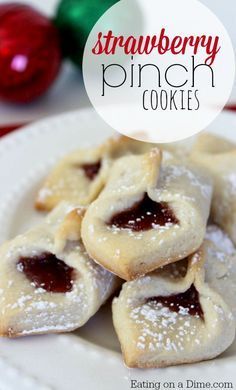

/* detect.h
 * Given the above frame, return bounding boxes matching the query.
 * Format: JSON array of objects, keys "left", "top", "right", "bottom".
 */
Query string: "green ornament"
[{"left": 55, "top": 0, "right": 118, "bottom": 66}]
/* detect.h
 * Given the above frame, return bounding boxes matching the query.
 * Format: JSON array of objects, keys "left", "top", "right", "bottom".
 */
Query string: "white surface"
[
  {"left": 0, "top": 0, "right": 235, "bottom": 125},
  {"left": 0, "top": 108, "right": 235, "bottom": 390}
]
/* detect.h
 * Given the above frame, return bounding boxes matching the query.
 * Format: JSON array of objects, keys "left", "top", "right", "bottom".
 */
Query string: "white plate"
[{"left": 0, "top": 108, "right": 235, "bottom": 390}]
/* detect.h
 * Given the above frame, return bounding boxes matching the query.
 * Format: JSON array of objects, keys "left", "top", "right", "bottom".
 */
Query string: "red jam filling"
[
  {"left": 17, "top": 252, "right": 75, "bottom": 293},
  {"left": 148, "top": 284, "right": 204, "bottom": 319},
  {"left": 81, "top": 161, "right": 101, "bottom": 180},
  {"left": 108, "top": 193, "right": 178, "bottom": 231}
]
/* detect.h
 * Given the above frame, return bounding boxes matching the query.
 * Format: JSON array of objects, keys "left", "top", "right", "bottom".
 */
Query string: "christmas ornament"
[
  {"left": 0, "top": 4, "right": 61, "bottom": 103},
  {"left": 55, "top": 0, "right": 118, "bottom": 66}
]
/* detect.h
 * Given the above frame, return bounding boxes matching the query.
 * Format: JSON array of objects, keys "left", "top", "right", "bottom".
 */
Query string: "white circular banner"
[{"left": 83, "top": 0, "right": 235, "bottom": 143}]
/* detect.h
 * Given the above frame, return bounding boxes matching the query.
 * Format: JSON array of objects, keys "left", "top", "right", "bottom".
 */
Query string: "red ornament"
[{"left": 0, "top": 4, "right": 61, "bottom": 103}]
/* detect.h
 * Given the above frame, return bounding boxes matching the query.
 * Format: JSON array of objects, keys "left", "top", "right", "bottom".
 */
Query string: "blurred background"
[{"left": 0, "top": 0, "right": 235, "bottom": 129}]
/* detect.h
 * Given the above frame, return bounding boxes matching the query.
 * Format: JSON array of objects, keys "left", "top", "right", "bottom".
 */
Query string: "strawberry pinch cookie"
[
  {"left": 35, "top": 142, "right": 110, "bottom": 211},
  {"left": 81, "top": 149, "right": 212, "bottom": 280},
  {"left": 112, "top": 240, "right": 236, "bottom": 368},
  {"left": 35, "top": 136, "right": 155, "bottom": 212},
  {"left": 190, "top": 133, "right": 236, "bottom": 245},
  {"left": 0, "top": 202, "right": 120, "bottom": 337}
]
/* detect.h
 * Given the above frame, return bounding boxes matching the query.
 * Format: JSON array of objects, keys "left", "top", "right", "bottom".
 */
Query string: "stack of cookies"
[{"left": 0, "top": 133, "right": 235, "bottom": 368}]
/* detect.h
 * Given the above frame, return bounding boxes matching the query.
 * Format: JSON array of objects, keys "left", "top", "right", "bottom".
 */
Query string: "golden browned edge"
[
  {"left": 84, "top": 242, "right": 201, "bottom": 281},
  {"left": 35, "top": 199, "right": 53, "bottom": 212},
  {"left": 123, "top": 353, "right": 217, "bottom": 369},
  {"left": 0, "top": 327, "right": 76, "bottom": 338}
]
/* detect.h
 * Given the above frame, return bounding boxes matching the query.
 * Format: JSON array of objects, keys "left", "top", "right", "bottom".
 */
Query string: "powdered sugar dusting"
[
  {"left": 129, "top": 300, "right": 202, "bottom": 353},
  {"left": 206, "top": 225, "right": 235, "bottom": 255}
]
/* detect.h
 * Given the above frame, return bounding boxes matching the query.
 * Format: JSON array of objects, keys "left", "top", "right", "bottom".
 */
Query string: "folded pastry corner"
[
  {"left": 112, "top": 239, "right": 236, "bottom": 368},
  {"left": 81, "top": 148, "right": 212, "bottom": 280},
  {"left": 54, "top": 206, "right": 86, "bottom": 252},
  {"left": 190, "top": 132, "right": 236, "bottom": 245},
  {"left": 105, "top": 134, "right": 156, "bottom": 160},
  {"left": 0, "top": 202, "right": 120, "bottom": 337}
]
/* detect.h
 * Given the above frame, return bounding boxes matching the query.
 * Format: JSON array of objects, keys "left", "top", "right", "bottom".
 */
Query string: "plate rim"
[{"left": 0, "top": 107, "right": 235, "bottom": 389}]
